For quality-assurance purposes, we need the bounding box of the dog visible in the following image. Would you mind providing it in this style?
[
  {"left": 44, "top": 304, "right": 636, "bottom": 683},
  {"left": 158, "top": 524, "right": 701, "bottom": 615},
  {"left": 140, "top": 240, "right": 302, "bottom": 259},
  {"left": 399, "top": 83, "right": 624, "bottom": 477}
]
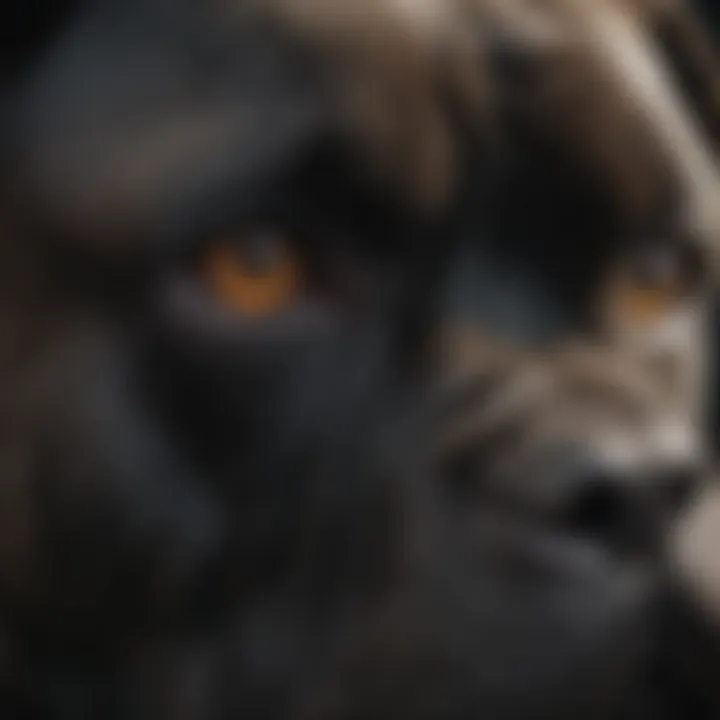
[{"left": 0, "top": 0, "right": 718, "bottom": 717}]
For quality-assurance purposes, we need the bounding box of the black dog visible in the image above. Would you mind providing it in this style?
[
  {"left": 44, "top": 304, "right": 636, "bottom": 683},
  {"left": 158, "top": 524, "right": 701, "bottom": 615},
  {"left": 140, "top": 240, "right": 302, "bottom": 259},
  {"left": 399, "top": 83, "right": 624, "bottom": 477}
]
[{"left": 0, "top": 1, "right": 719, "bottom": 718}]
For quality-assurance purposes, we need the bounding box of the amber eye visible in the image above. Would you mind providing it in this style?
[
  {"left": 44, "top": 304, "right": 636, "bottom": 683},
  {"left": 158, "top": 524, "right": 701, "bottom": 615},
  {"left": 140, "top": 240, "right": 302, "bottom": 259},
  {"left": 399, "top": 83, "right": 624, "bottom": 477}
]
[
  {"left": 200, "top": 233, "right": 304, "bottom": 317},
  {"left": 603, "top": 243, "right": 698, "bottom": 326}
]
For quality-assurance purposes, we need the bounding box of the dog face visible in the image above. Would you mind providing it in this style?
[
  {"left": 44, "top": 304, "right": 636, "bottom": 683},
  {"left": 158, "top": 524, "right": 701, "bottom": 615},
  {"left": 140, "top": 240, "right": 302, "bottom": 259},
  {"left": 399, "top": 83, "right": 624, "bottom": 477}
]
[{"left": 0, "top": 0, "right": 718, "bottom": 718}]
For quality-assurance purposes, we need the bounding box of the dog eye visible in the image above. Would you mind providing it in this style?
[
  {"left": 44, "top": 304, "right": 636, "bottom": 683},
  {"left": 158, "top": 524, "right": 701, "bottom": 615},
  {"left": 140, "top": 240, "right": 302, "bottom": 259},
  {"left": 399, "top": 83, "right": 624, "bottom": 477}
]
[
  {"left": 199, "top": 232, "right": 304, "bottom": 317},
  {"left": 603, "top": 243, "right": 700, "bottom": 326}
]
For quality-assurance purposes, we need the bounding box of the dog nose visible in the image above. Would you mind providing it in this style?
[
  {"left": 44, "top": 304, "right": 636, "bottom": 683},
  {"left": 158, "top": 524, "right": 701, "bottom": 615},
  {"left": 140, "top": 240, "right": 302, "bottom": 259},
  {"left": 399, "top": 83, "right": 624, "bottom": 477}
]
[
  {"left": 552, "top": 456, "right": 700, "bottom": 552},
  {"left": 445, "top": 438, "right": 701, "bottom": 554}
]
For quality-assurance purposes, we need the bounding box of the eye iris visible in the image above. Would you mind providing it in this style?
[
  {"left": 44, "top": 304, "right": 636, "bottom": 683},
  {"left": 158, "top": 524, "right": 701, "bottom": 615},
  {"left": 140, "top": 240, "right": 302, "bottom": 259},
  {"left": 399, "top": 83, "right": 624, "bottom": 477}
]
[
  {"left": 606, "top": 248, "right": 687, "bottom": 325},
  {"left": 202, "top": 239, "right": 301, "bottom": 316},
  {"left": 627, "top": 251, "right": 683, "bottom": 316},
  {"left": 620, "top": 284, "right": 674, "bottom": 320}
]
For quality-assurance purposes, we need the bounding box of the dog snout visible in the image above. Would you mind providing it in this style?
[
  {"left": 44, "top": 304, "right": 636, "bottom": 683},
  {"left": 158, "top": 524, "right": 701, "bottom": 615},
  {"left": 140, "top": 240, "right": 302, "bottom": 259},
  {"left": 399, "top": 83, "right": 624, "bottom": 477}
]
[
  {"left": 547, "top": 451, "right": 700, "bottom": 551},
  {"left": 445, "top": 428, "right": 700, "bottom": 548},
  {"left": 439, "top": 366, "right": 702, "bottom": 559}
]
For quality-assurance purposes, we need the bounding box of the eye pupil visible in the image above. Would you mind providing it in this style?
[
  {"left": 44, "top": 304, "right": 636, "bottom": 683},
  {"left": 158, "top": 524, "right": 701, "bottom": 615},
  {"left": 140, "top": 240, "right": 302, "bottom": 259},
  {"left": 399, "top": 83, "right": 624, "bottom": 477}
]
[
  {"left": 632, "top": 248, "right": 680, "bottom": 291},
  {"left": 242, "top": 234, "right": 288, "bottom": 277}
]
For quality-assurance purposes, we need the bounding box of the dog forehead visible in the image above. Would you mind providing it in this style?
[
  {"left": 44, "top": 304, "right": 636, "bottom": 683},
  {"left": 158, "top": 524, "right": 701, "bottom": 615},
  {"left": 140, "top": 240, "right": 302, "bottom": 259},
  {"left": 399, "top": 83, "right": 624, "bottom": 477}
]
[
  {"left": 8, "top": 0, "right": 483, "bottom": 249},
  {"left": 258, "top": 0, "right": 696, "bottom": 208},
  {"left": 7, "top": 0, "right": 709, "bottom": 252},
  {"left": 248, "top": 0, "right": 458, "bottom": 35}
]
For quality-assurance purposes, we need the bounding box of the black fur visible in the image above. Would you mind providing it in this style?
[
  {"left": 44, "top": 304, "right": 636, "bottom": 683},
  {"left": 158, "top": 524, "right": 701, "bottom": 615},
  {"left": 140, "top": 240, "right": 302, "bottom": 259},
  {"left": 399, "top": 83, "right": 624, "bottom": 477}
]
[{"left": 0, "top": 1, "right": 717, "bottom": 718}]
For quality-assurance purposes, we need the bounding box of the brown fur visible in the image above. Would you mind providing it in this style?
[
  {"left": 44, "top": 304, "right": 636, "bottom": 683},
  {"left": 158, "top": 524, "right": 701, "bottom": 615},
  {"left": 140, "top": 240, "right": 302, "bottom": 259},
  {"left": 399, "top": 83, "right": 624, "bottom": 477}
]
[
  {"left": 247, "top": 0, "right": 720, "bottom": 233},
  {"left": 439, "top": 320, "right": 704, "bottom": 492},
  {"left": 17, "top": 1, "right": 717, "bottom": 232}
]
